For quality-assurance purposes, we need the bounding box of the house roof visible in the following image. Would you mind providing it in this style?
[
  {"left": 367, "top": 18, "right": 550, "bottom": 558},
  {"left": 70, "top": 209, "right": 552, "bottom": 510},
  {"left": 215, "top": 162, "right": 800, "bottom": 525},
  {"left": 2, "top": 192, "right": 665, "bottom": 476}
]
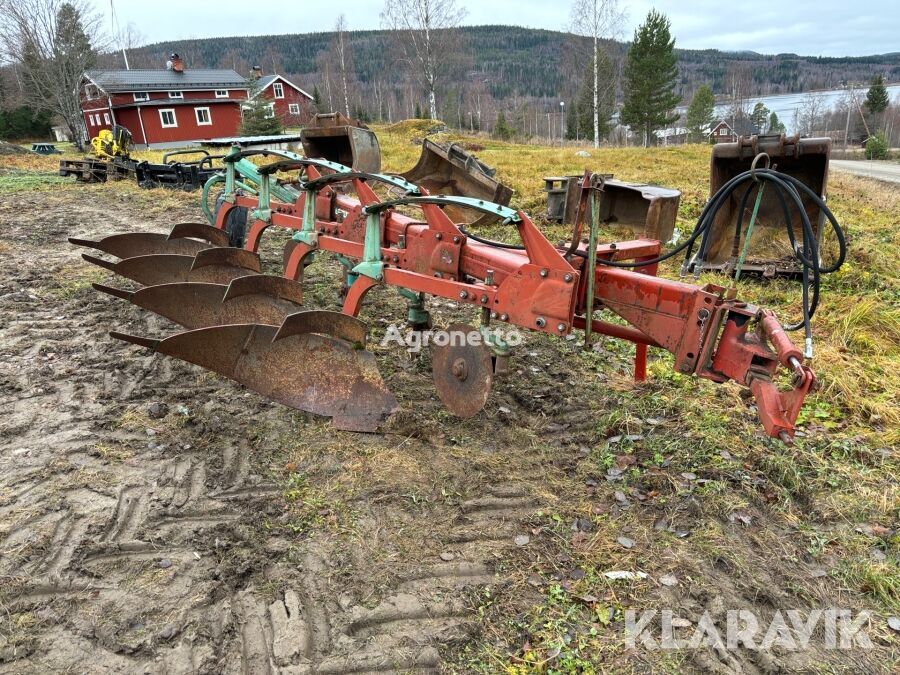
[
  {"left": 255, "top": 74, "right": 313, "bottom": 101},
  {"left": 85, "top": 69, "right": 247, "bottom": 93},
  {"left": 710, "top": 118, "right": 759, "bottom": 136}
]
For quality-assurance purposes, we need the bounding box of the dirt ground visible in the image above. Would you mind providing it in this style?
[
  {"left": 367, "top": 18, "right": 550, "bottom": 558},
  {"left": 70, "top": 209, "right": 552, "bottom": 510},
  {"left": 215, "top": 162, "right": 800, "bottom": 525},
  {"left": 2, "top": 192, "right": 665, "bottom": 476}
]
[{"left": 0, "top": 183, "right": 896, "bottom": 674}]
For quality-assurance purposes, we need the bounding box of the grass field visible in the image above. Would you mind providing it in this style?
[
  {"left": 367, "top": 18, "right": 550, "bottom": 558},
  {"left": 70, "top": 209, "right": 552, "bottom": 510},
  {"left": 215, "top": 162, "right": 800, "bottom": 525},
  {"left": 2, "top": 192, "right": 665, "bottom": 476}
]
[{"left": 1, "top": 126, "right": 897, "bottom": 671}]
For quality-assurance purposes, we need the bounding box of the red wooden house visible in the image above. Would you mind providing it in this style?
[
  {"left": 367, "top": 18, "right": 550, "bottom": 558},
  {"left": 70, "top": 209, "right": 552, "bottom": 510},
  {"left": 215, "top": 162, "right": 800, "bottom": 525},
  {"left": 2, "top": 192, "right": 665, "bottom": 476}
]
[
  {"left": 251, "top": 70, "right": 315, "bottom": 127},
  {"left": 80, "top": 55, "right": 314, "bottom": 148}
]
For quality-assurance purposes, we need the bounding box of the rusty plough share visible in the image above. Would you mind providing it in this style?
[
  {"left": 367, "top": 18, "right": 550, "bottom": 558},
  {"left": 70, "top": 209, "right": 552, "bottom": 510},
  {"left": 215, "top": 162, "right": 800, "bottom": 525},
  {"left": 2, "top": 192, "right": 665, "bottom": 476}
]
[{"left": 70, "top": 146, "right": 819, "bottom": 439}]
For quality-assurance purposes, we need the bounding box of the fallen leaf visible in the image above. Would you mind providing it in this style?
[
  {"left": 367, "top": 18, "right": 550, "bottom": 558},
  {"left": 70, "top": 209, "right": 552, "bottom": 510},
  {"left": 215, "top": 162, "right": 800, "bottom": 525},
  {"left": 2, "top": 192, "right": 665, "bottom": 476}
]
[
  {"left": 617, "top": 536, "right": 635, "bottom": 549},
  {"left": 659, "top": 574, "right": 678, "bottom": 587},
  {"left": 671, "top": 617, "right": 692, "bottom": 628},
  {"left": 681, "top": 472, "right": 697, "bottom": 481},
  {"left": 887, "top": 617, "right": 900, "bottom": 632},
  {"left": 514, "top": 534, "right": 530, "bottom": 546},
  {"left": 440, "top": 552, "right": 455, "bottom": 561}
]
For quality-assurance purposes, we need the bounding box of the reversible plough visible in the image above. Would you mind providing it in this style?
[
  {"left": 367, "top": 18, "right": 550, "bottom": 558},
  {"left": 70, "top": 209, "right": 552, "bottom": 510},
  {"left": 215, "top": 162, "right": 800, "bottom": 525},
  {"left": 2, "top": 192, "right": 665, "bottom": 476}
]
[{"left": 70, "top": 147, "right": 817, "bottom": 439}]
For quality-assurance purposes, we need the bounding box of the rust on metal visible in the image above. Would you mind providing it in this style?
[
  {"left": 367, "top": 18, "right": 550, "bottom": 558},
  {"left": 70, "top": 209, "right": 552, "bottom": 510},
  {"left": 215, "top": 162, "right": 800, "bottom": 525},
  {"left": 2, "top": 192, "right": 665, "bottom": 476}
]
[
  {"left": 68, "top": 222, "right": 230, "bottom": 260},
  {"left": 69, "top": 232, "right": 210, "bottom": 258},
  {"left": 273, "top": 310, "right": 367, "bottom": 345},
  {"left": 401, "top": 139, "right": 513, "bottom": 226},
  {"left": 111, "top": 321, "right": 397, "bottom": 432},
  {"left": 300, "top": 112, "right": 381, "bottom": 173},
  {"left": 545, "top": 174, "right": 681, "bottom": 241},
  {"left": 83, "top": 248, "right": 260, "bottom": 286},
  {"left": 700, "top": 134, "right": 831, "bottom": 274},
  {"left": 94, "top": 276, "right": 304, "bottom": 329},
  {"left": 431, "top": 323, "right": 493, "bottom": 418},
  {"left": 167, "top": 222, "right": 231, "bottom": 247}
]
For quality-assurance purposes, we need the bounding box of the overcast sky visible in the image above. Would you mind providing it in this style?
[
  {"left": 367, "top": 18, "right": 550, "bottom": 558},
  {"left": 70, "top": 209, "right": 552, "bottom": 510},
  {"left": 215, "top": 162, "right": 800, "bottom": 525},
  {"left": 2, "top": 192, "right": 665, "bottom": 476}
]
[{"left": 98, "top": 0, "right": 897, "bottom": 57}]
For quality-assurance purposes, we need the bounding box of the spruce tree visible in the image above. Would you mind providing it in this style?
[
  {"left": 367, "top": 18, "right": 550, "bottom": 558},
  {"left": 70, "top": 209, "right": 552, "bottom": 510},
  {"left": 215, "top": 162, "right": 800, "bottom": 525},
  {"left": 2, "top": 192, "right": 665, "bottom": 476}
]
[
  {"left": 768, "top": 111, "right": 786, "bottom": 134},
  {"left": 750, "top": 102, "right": 770, "bottom": 132},
  {"left": 620, "top": 10, "right": 680, "bottom": 147},
  {"left": 494, "top": 111, "right": 514, "bottom": 140},
  {"left": 685, "top": 85, "right": 715, "bottom": 142},
  {"left": 240, "top": 77, "right": 282, "bottom": 136},
  {"left": 865, "top": 75, "right": 889, "bottom": 115}
]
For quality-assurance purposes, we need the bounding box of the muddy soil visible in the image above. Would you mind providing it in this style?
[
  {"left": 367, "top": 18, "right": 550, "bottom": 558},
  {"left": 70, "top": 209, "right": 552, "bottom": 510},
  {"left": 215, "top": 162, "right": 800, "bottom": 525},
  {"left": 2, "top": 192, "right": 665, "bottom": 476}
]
[{"left": 0, "top": 187, "right": 892, "bottom": 673}]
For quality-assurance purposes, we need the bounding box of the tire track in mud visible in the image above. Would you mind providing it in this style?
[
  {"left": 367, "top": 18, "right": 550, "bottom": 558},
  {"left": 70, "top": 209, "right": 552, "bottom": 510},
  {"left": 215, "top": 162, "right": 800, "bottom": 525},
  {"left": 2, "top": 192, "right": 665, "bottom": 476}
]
[
  {"left": 257, "top": 484, "right": 540, "bottom": 673},
  {"left": 1, "top": 192, "right": 548, "bottom": 672}
]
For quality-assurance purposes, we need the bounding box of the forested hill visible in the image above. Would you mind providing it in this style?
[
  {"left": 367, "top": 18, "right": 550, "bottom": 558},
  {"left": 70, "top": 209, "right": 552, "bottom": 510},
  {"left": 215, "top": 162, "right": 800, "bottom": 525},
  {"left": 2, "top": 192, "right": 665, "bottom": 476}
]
[{"left": 117, "top": 25, "right": 900, "bottom": 102}]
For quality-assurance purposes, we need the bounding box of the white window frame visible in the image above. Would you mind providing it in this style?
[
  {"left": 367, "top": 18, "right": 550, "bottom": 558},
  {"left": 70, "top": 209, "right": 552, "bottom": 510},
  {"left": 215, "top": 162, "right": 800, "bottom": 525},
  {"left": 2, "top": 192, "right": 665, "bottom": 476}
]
[
  {"left": 194, "top": 107, "right": 212, "bottom": 126},
  {"left": 272, "top": 82, "right": 284, "bottom": 99},
  {"left": 159, "top": 108, "right": 177, "bottom": 128},
  {"left": 85, "top": 84, "right": 99, "bottom": 100},
  {"left": 87, "top": 114, "right": 94, "bottom": 126},
  {"left": 215, "top": 90, "right": 229, "bottom": 98},
  {"left": 133, "top": 92, "right": 149, "bottom": 102},
  {"left": 265, "top": 103, "right": 275, "bottom": 119},
  {"left": 168, "top": 90, "right": 183, "bottom": 99},
  {"left": 103, "top": 112, "right": 110, "bottom": 125},
  {"left": 288, "top": 103, "right": 300, "bottom": 115}
]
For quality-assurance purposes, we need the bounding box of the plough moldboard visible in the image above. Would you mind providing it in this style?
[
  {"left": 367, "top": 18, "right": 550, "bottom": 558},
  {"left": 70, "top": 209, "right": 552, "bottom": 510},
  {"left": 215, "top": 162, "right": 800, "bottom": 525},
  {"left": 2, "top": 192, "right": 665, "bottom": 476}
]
[{"left": 70, "top": 147, "right": 818, "bottom": 440}]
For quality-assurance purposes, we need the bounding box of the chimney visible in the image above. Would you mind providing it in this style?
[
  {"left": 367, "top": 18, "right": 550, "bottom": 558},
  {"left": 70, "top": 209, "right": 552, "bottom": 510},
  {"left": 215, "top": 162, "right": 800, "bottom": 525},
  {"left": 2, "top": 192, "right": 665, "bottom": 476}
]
[
  {"left": 167, "top": 53, "right": 184, "bottom": 73},
  {"left": 250, "top": 65, "right": 262, "bottom": 80}
]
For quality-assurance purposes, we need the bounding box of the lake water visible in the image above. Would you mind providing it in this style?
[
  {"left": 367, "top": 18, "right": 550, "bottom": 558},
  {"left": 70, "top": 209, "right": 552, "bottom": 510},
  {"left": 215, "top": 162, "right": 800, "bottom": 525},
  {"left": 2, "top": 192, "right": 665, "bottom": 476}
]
[{"left": 683, "top": 85, "right": 900, "bottom": 133}]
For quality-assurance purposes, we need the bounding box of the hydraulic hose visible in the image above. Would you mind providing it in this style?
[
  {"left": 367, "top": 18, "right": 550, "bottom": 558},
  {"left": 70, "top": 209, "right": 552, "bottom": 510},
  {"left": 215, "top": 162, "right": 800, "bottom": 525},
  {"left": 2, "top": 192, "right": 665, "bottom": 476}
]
[{"left": 460, "top": 166, "right": 846, "bottom": 340}]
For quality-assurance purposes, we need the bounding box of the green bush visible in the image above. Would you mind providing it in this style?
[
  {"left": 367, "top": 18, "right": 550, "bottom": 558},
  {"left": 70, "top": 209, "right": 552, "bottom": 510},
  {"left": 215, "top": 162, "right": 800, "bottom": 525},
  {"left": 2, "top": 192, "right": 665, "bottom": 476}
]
[{"left": 865, "top": 132, "right": 889, "bottom": 160}]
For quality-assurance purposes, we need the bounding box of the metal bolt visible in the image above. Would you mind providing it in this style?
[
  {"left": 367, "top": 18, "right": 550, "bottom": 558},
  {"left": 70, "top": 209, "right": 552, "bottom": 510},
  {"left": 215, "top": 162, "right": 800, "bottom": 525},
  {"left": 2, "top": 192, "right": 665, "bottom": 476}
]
[
  {"left": 557, "top": 323, "right": 566, "bottom": 332},
  {"left": 434, "top": 272, "right": 443, "bottom": 279},
  {"left": 485, "top": 269, "right": 495, "bottom": 286},
  {"left": 392, "top": 255, "right": 399, "bottom": 263},
  {"left": 536, "top": 317, "right": 546, "bottom": 328},
  {"left": 435, "top": 232, "right": 442, "bottom": 240},
  {"left": 563, "top": 273, "right": 573, "bottom": 283},
  {"left": 480, "top": 295, "right": 488, "bottom": 304},
  {"left": 610, "top": 243, "right": 617, "bottom": 250},
  {"left": 453, "top": 236, "right": 460, "bottom": 243},
  {"left": 491, "top": 311, "right": 498, "bottom": 319},
  {"left": 698, "top": 308, "right": 710, "bottom": 320},
  {"left": 459, "top": 290, "right": 468, "bottom": 299},
  {"left": 539, "top": 269, "right": 548, "bottom": 278},
  {"left": 500, "top": 313, "right": 508, "bottom": 321}
]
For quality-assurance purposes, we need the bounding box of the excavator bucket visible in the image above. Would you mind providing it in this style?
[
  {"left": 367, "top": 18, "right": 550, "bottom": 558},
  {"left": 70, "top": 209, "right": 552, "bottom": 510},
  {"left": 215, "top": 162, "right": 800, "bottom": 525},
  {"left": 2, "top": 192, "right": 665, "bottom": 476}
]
[
  {"left": 69, "top": 222, "right": 230, "bottom": 259},
  {"left": 543, "top": 175, "right": 681, "bottom": 241},
  {"left": 110, "top": 311, "right": 398, "bottom": 432},
  {"left": 300, "top": 112, "right": 381, "bottom": 173},
  {"left": 82, "top": 247, "right": 260, "bottom": 286},
  {"left": 93, "top": 274, "right": 304, "bottom": 329},
  {"left": 401, "top": 139, "right": 513, "bottom": 226},
  {"left": 695, "top": 134, "right": 831, "bottom": 276}
]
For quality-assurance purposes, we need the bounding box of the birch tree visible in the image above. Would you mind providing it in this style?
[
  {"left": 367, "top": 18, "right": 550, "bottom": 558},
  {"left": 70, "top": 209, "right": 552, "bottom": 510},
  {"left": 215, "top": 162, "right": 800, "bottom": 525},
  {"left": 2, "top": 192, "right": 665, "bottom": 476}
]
[
  {"left": 381, "top": 0, "right": 466, "bottom": 121},
  {"left": 0, "top": 0, "right": 105, "bottom": 149},
  {"left": 569, "top": 0, "right": 625, "bottom": 148},
  {"left": 333, "top": 14, "right": 353, "bottom": 118}
]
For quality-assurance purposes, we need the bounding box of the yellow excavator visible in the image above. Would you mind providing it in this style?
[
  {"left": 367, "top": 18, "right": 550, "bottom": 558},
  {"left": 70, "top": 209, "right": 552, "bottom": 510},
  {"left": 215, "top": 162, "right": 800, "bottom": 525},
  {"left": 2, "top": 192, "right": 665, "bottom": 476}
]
[
  {"left": 60, "top": 125, "right": 135, "bottom": 183},
  {"left": 90, "top": 125, "right": 133, "bottom": 160}
]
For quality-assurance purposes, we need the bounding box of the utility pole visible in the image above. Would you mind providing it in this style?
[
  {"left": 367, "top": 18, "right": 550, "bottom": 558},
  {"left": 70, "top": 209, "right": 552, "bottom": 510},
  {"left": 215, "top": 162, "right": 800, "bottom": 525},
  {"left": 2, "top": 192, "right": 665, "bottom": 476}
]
[
  {"left": 843, "top": 83, "right": 855, "bottom": 153},
  {"left": 560, "top": 101, "right": 565, "bottom": 143}
]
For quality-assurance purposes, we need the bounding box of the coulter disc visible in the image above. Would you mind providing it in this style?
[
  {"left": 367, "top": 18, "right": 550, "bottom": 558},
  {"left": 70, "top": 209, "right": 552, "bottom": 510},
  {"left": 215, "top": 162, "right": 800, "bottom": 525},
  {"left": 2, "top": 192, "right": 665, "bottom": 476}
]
[{"left": 431, "top": 323, "right": 493, "bottom": 418}]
